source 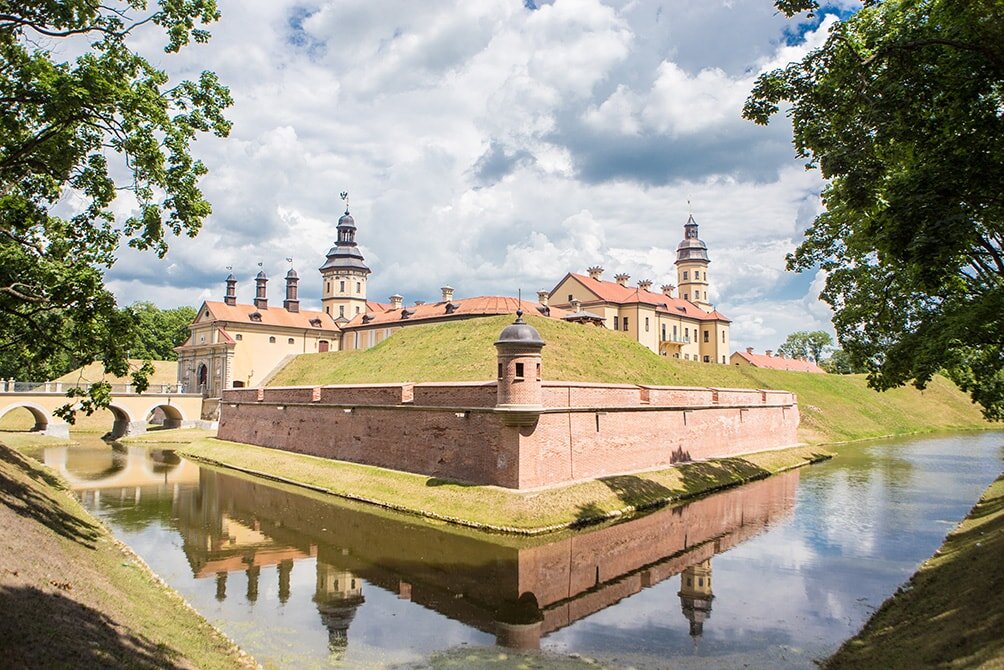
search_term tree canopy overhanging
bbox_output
[0,1,230,405]
[745,0,1004,420]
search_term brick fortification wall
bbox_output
[218,382,799,490]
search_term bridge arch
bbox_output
[0,402,52,433]
[106,404,136,439]
[142,402,186,430]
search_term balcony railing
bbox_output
[0,380,188,394]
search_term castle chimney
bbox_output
[661,284,675,297]
[224,273,237,306]
[746,346,754,354]
[441,286,454,302]
[570,298,582,313]
[587,266,604,280]
[638,279,653,292]
[283,268,299,313]
[389,294,403,309]
[614,273,630,287]
[765,349,773,357]
[254,270,268,310]
[537,290,549,307]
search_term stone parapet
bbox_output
[219,379,800,490]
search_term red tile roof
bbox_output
[558,273,730,322]
[201,301,340,331]
[366,300,393,312]
[341,296,569,328]
[732,350,826,373]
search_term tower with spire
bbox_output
[675,212,712,312]
[319,192,370,321]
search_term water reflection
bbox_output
[133,458,795,650]
[47,432,1004,670]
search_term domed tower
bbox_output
[319,196,370,322]
[678,559,714,638]
[675,213,712,311]
[494,309,545,426]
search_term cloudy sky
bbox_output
[104,0,859,353]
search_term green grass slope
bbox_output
[269,315,993,445]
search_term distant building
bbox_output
[177,203,734,396]
[548,215,731,363]
[730,347,826,374]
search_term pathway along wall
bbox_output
[217,381,799,490]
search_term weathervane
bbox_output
[225,265,232,272]
[340,191,349,213]
[516,288,524,321]
[286,257,293,267]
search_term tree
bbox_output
[821,348,867,374]
[778,330,833,362]
[0,2,231,409]
[129,302,196,360]
[745,0,1004,419]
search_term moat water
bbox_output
[24,431,1004,669]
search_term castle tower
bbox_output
[678,559,714,638]
[319,202,370,322]
[675,214,712,311]
[494,309,545,426]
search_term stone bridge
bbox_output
[0,381,205,439]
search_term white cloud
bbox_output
[94,0,845,355]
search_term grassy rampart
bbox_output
[270,315,993,444]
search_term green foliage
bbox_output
[128,302,196,361]
[745,0,1004,420]
[0,2,231,410]
[821,348,867,374]
[778,330,833,362]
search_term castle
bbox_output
[176,204,731,395]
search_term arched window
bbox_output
[269,336,276,344]
[287,338,295,344]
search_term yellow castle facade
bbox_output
[176,205,731,396]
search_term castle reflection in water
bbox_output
[63,444,798,655]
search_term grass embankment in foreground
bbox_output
[825,472,1004,670]
[181,437,830,533]
[269,315,994,445]
[0,442,254,669]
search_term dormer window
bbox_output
[309,318,322,327]
[401,309,414,319]
[444,302,458,314]
[249,312,262,322]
